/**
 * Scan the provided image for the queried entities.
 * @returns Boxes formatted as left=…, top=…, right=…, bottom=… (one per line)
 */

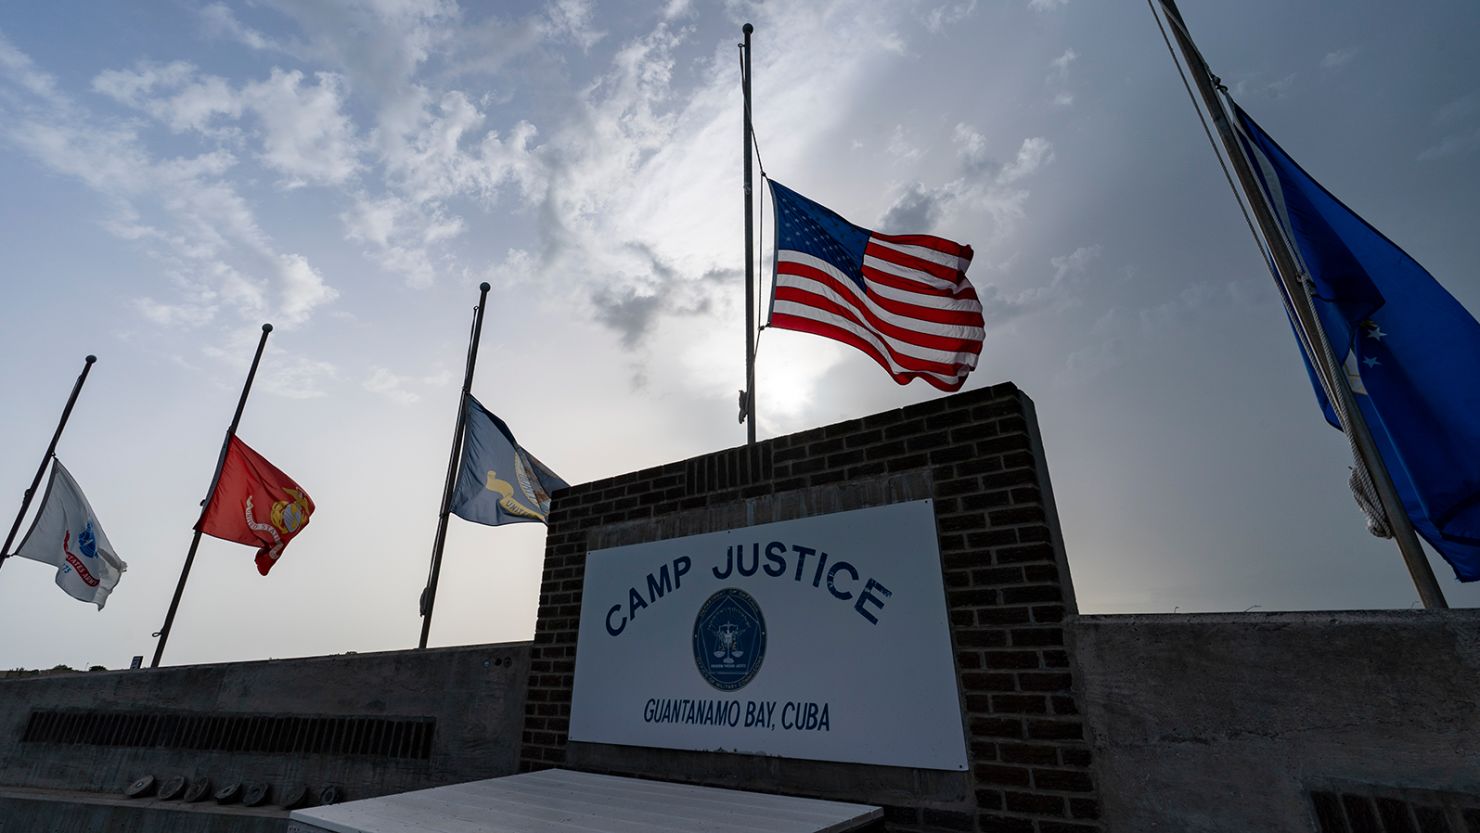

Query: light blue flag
left=450, top=395, right=569, bottom=526
left=1234, top=102, right=1480, bottom=581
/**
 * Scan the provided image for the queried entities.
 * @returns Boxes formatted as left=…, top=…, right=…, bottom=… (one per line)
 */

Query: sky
left=1, top=0, right=1478, bottom=670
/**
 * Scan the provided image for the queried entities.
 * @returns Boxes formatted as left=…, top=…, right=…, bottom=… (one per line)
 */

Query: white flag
left=14, top=459, right=127, bottom=609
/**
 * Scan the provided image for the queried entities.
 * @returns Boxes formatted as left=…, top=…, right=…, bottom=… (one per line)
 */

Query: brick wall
left=520, top=383, right=1100, bottom=832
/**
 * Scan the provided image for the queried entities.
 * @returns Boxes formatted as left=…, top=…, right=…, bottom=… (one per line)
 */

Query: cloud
left=127, top=5, right=549, bottom=295
left=591, top=286, right=664, bottom=349
left=977, top=243, right=1101, bottom=324
left=1435, top=93, right=1479, bottom=127
left=0, top=29, right=64, bottom=99
left=92, top=61, right=243, bottom=135
left=584, top=243, right=723, bottom=347
left=878, top=133, right=1053, bottom=243
left=200, top=332, right=337, bottom=398
left=260, top=354, right=337, bottom=399
left=135, top=297, right=218, bottom=328
left=336, top=100, right=540, bottom=288
left=1320, top=47, right=1358, bottom=70
left=20, top=0, right=1055, bottom=396
left=1059, top=277, right=1266, bottom=383
left=422, top=367, right=455, bottom=387
left=240, top=69, right=360, bottom=187
left=1028, top=0, right=1069, bottom=11
left=1061, top=307, right=1126, bottom=381
left=953, top=122, right=989, bottom=170
left=276, top=254, right=338, bottom=325
left=363, top=367, right=422, bottom=404
left=1136, top=281, right=1222, bottom=335
left=1050, top=244, right=1101, bottom=281
left=1233, top=73, right=1297, bottom=100
left=341, top=194, right=466, bottom=288
left=1420, top=93, right=1480, bottom=161
left=361, top=362, right=462, bottom=404
left=249, top=0, right=456, bottom=104
left=998, top=136, right=1054, bottom=183
left=544, top=0, right=605, bottom=50
left=381, top=94, right=542, bottom=205
left=199, top=3, right=280, bottom=52
left=0, top=34, right=339, bottom=331
left=93, top=62, right=362, bottom=188
left=1417, top=127, right=1480, bottom=162
left=1047, top=48, right=1077, bottom=107
left=478, top=1, right=920, bottom=359
left=179, top=0, right=935, bottom=367
left=1049, top=48, right=1077, bottom=82
left=887, top=125, right=922, bottom=161
left=879, top=182, right=947, bottom=231
left=925, top=0, right=979, bottom=33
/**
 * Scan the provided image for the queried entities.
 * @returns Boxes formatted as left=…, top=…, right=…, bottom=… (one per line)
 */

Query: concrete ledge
left=1, top=784, right=287, bottom=833
left=1070, top=608, right=1480, bottom=832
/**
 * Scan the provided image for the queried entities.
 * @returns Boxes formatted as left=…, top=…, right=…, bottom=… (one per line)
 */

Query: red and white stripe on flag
left=770, top=231, right=984, bottom=391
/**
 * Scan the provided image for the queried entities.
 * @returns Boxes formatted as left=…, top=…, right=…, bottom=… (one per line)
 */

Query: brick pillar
left=520, top=383, right=1100, bottom=832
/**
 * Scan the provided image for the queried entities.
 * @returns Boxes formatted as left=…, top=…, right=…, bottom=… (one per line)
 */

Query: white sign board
left=568, top=500, right=968, bottom=771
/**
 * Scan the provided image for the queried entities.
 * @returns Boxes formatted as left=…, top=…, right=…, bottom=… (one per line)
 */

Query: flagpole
left=0, top=355, right=97, bottom=571
left=1157, top=0, right=1447, bottom=608
left=419, top=282, right=491, bottom=649
left=741, top=22, right=757, bottom=445
left=151, top=324, right=273, bottom=668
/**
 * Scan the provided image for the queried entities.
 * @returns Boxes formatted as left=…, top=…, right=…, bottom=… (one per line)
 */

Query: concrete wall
left=523, top=383, right=1104, bottom=833
left=0, top=642, right=530, bottom=829
left=1070, top=610, right=1480, bottom=832
left=0, top=787, right=287, bottom=833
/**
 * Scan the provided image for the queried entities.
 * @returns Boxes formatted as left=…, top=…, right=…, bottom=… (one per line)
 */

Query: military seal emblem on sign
left=692, top=588, right=766, bottom=691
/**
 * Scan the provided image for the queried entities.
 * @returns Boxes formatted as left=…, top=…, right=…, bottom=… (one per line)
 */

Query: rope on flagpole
left=738, top=41, right=770, bottom=363
left=422, top=302, right=480, bottom=596
left=754, top=171, right=769, bottom=360
left=737, top=46, right=768, bottom=180
left=1145, top=0, right=1267, bottom=267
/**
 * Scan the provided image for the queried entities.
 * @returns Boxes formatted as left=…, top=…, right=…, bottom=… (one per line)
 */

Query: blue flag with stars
left=1235, top=103, right=1480, bottom=581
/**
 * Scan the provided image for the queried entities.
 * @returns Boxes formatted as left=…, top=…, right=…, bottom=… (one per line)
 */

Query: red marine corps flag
left=196, top=436, right=314, bottom=575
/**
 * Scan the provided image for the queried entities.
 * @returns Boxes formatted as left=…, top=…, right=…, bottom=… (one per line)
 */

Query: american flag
left=766, top=180, right=984, bottom=391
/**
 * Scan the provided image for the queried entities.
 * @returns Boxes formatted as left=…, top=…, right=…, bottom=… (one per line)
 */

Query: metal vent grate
left=1311, top=788, right=1480, bottom=833
left=21, top=710, right=434, bottom=760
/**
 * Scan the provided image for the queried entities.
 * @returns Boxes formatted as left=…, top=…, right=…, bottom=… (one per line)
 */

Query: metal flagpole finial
left=262, top=323, right=273, bottom=333
left=743, top=22, right=753, bottom=34
left=480, top=282, right=491, bottom=292
left=85, top=355, right=97, bottom=364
